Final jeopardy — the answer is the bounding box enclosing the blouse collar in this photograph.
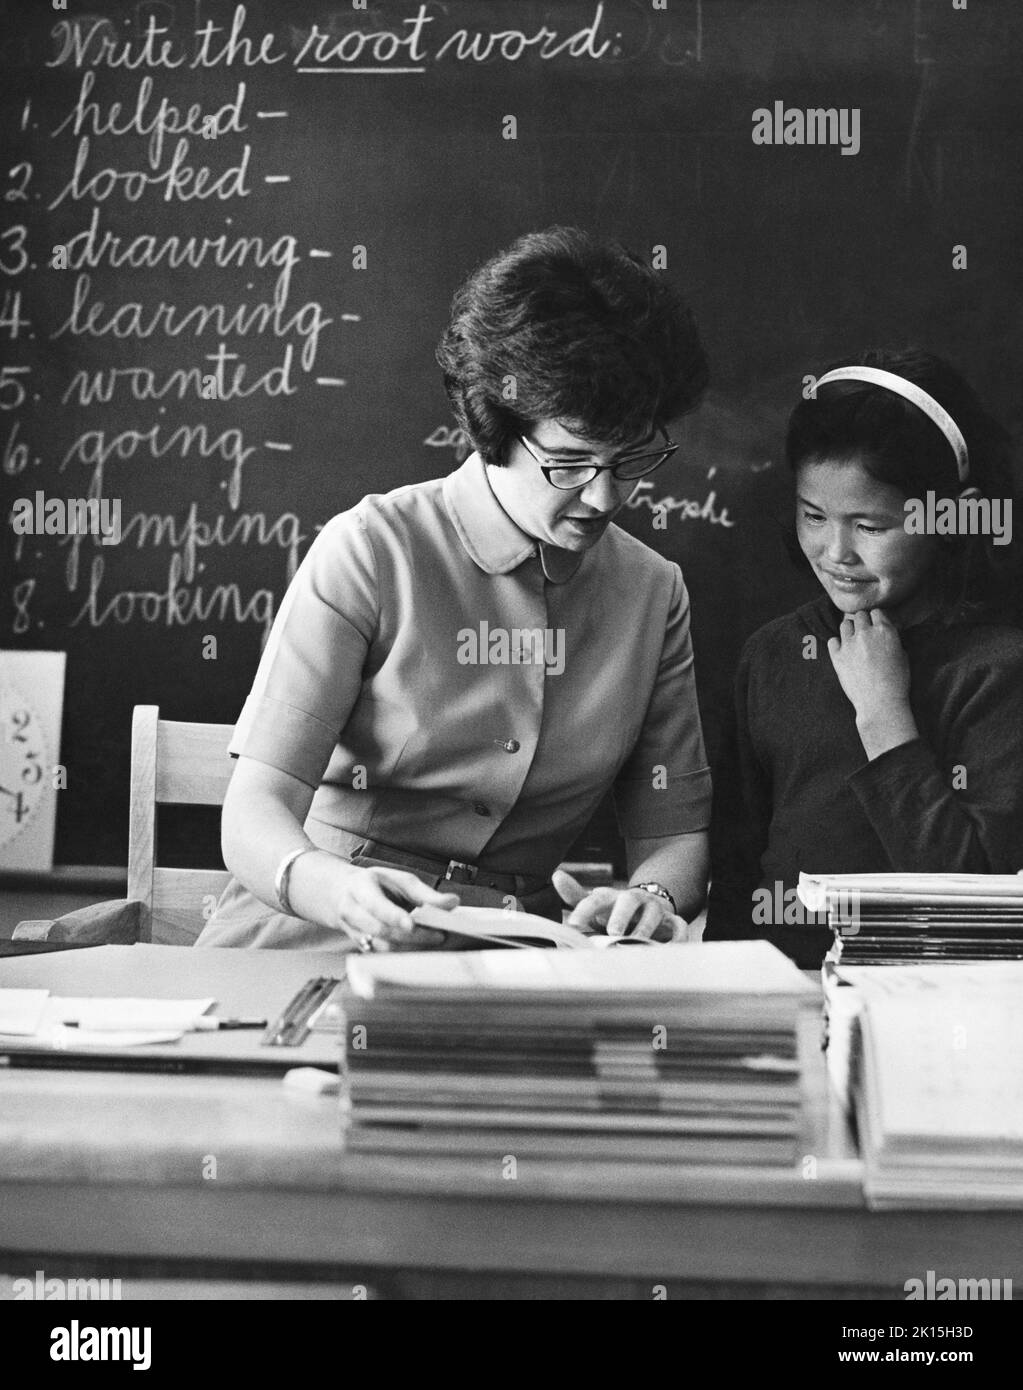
[443,452,584,585]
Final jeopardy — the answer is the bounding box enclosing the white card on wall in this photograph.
[0,652,67,872]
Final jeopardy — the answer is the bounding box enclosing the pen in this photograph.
[192,1017,268,1031]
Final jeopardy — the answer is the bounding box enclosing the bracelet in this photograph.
[274,846,315,917]
[633,881,678,915]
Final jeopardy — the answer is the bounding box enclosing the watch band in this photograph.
[633,881,677,915]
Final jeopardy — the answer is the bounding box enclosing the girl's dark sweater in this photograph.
[705,595,1023,967]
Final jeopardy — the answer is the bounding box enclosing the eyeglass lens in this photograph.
[546,451,671,488]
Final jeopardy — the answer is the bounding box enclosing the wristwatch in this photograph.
[633,882,677,915]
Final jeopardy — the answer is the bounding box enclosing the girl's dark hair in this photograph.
[436,226,707,464]
[785,347,1021,623]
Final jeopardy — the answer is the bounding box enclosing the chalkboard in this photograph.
[1,0,1021,869]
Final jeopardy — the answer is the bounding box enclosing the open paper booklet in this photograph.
[409,903,660,949]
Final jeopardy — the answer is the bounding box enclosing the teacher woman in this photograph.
[197,227,712,951]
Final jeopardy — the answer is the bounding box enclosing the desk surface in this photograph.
[1,944,1020,1293]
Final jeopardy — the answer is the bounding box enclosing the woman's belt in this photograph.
[352,836,550,897]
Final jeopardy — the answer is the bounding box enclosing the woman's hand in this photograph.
[552,869,692,942]
[827,608,918,758]
[319,861,459,951]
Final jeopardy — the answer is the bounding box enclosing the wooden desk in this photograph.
[1,945,1021,1299]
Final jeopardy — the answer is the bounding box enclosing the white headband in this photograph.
[815,366,970,484]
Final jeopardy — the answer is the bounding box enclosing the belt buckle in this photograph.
[444,860,478,885]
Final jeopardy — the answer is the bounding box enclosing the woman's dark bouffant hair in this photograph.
[785,347,1022,623]
[436,226,708,464]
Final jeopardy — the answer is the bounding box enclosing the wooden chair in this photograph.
[127,705,235,944]
[9,706,235,949]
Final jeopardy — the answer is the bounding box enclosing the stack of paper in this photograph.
[798,872,1023,966]
[341,942,814,1166]
[844,964,1023,1208]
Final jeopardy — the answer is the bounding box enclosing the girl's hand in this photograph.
[827,608,910,717]
[329,865,458,951]
[552,869,692,942]
[827,609,919,758]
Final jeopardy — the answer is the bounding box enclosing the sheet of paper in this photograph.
[52,997,216,1032]
[50,1024,187,1048]
[0,988,50,1035]
[862,990,1023,1143]
[835,963,1023,996]
[412,904,585,948]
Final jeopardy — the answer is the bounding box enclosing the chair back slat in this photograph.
[151,867,234,946]
[128,706,235,944]
[155,721,236,805]
[127,706,159,920]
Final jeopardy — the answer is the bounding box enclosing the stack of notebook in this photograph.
[798,872,1023,966]
[340,940,815,1166]
[843,964,1023,1208]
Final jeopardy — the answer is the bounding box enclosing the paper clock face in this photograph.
[0,652,66,871]
[0,682,49,848]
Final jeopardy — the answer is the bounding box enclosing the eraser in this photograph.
[282,1066,340,1095]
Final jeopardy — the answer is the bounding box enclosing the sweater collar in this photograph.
[800,591,947,643]
[442,452,584,584]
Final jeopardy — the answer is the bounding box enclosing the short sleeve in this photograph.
[229,510,378,787]
[613,564,712,837]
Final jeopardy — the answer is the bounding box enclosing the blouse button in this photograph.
[473,802,491,817]
[494,739,520,753]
